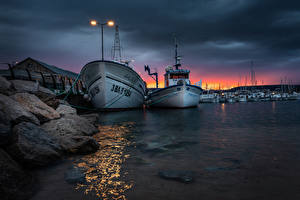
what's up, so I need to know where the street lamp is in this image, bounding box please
[90,19,114,61]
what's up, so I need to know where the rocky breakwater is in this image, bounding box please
[0,76,100,200]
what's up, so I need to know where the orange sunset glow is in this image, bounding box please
[144,78,239,90]
[139,68,297,90]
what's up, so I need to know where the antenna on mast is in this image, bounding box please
[174,35,181,70]
[112,25,122,61]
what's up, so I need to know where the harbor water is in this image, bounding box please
[32,101,300,200]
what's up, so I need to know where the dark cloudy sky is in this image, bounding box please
[1,0,300,88]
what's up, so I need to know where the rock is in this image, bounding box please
[58,99,70,106]
[58,136,99,154]
[10,93,60,123]
[0,76,15,95]
[163,141,198,149]
[43,100,69,111]
[0,94,40,125]
[0,123,11,146]
[43,97,60,110]
[64,166,86,184]
[204,165,240,171]
[138,141,168,156]
[42,114,98,137]
[131,156,152,166]
[0,148,33,200]
[6,122,61,167]
[10,80,55,101]
[56,104,77,116]
[158,170,195,183]
[144,147,168,155]
[79,113,99,126]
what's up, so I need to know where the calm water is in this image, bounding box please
[32,101,300,200]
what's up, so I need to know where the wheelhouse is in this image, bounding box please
[164,67,190,87]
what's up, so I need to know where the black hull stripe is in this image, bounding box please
[106,76,145,97]
[87,75,102,90]
[149,84,202,98]
[82,60,145,84]
[88,76,145,97]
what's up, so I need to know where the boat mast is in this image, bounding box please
[174,36,181,70]
[112,25,122,61]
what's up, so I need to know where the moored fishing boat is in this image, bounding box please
[81,21,146,110]
[146,38,202,108]
[81,60,146,110]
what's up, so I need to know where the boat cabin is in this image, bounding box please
[164,66,190,87]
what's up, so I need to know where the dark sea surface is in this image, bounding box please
[32,101,300,200]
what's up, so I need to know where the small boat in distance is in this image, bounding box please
[81,60,146,110]
[146,38,203,108]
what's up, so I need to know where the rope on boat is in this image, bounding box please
[68,103,97,111]
[53,69,142,110]
[54,70,82,98]
[54,71,97,111]
[63,72,82,101]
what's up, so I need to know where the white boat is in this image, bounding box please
[148,83,203,108]
[199,92,219,103]
[227,97,237,103]
[238,94,247,102]
[146,39,202,108]
[199,93,215,103]
[289,92,300,100]
[81,60,146,110]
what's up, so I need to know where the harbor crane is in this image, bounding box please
[144,65,158,88]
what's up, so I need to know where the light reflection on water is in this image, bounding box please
[67,101,300,200]
[272,101,276,113]
[74,122,134,200]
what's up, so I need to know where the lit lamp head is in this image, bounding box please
[90,20,98,26]
[107,20,114,27]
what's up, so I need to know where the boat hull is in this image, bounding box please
[147,84,202,108]
[81,61,146,109]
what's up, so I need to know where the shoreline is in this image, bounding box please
[0,76,101,200]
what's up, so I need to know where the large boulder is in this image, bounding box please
[44,97,60,109]
[79,113,99,126]
[6,122,62,167]
[58,99,70,106]
[42,114,98,138]
[56,104,77,116]
[10,80,55,101]
[0,148,34,200]
[158,170,195,183]
[0,94,40,125]
[0,123,11,146]
[10,93,60,123]
[0,76,15,95]
[45,99,70,110]
[58,136,99,154]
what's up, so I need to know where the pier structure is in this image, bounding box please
[0,57,85,94]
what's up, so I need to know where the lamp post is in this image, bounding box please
[90,19,114,61]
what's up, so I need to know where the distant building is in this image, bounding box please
[14,57,78,79]
[1,57,84,93]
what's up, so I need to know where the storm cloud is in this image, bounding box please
[1,0,300,84]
